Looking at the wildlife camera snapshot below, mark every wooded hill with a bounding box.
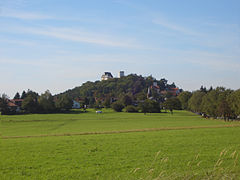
[57,74,180,106]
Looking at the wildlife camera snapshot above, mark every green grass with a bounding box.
[1,109,239,137]
[0,110,240,179]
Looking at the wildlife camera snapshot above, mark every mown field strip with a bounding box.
[2,124,240,139]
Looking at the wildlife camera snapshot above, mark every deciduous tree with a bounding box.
[188,91,206,113]
[55,94,73,111]
[22,95,39,113]
[227,89,240,118]
[121,94,132,106]
[0,94,11,115]
[177,91,192,110]
[163,97,181,113]
[125,105,138,113]
[201,87,232,118]
[111,101,124,112]
[139,99,160,113]
[38,90,55,113]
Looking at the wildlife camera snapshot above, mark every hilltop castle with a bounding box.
[101,71,124,80]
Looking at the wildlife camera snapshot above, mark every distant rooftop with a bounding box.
[104,72,113,77]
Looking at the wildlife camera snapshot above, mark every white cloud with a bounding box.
[152,18,201,36]
[15,26,140,48]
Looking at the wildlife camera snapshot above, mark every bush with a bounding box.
[111,102,124,112]
[125,105,138,113]
[139,99,160,113]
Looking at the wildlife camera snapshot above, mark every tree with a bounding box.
[139,99,160,113]
[163,97,181,113]
[111,101,124,112]
[135,92,147,101]
[0,94,11,115]
[208,86,213,92]
[200,87,232,118]
[14,92,20,99]
[168,82,176,88]
[21,95,39,113]
[103,96,111,108]
[218,100,232,120]
[177,91,192,110]
[227,89,240,118]
[83,97,90,106]
[121,94,132,107]
[21,91,27,99]
[89,97,96,107]
[38,90,55,113]
[26,90,39,99]
[200,86,207,93]
[159,78,168,91]
[188,91,206,113]
[55,94,73,111]
[125,105,138,113]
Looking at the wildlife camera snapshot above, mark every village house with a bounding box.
[7,99,23,113]
[160,87,180,96]
[11,99,24,107]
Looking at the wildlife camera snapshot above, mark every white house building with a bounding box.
[101,72,113,80]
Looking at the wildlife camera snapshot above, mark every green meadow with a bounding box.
[0,110,240,179]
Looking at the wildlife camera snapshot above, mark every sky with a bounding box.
[0,0,239,98]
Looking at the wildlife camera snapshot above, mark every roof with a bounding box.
[12,99,24,102]
[104,72,113,77]
[151,85,160,89]
[8,101,18,107]
[169,88,179,90]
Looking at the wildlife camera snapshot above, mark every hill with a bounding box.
[58,74,181,106]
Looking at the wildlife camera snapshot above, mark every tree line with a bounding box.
[1,74,179,115]
[177,86,240,120]
[110,86,240,120]
[1,74,239,119]
[0,90,73,115]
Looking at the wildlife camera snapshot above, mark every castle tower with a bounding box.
[118,71,124,78]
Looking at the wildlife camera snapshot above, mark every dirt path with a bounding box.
[2,124,240,139]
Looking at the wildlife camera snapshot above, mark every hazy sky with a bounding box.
[0,0,239,98]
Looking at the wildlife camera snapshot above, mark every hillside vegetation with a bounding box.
[59,74,178,104]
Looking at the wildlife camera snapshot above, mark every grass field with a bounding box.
[0,110,240,179]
